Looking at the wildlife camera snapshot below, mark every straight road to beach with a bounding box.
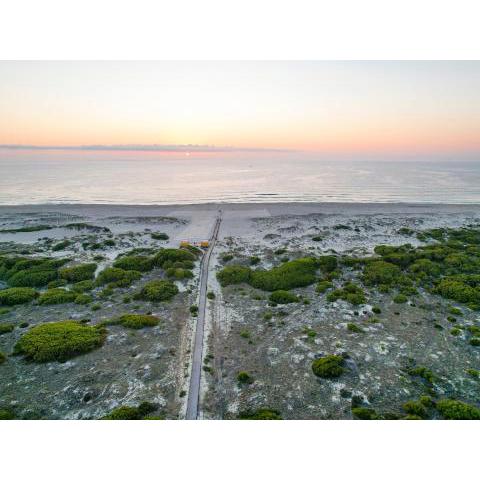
[185,212,222,419]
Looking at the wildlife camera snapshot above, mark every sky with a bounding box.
[0,61,479,157]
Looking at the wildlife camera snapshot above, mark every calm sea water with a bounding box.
[1,151,480,205]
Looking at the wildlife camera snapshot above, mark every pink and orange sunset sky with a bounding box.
[1,61,479,157]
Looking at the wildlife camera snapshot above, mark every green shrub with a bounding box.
[136,280,178,302]
[48,279,67,289]
[312,355,345,378]
[38,288,76,305]
[0,351,6,364]
[0,323,15,335]
[393,294,407,304]
[151,232,169,240]
[469,337,480,346]
[102,402,157,420]
[207,291,215,300]
[436,399,480,420]
[403,401,427,418]
[14,321,106,362]
[190,305,199,316]
[420,395,434,407]
[467,368,479,378]
[448,306,463,316]
[118,314,160,329]
[217,265,251,286]
[71,280,94,293]
[238,408,282,420]
[153,248,196,268]
[450,327,461,336]
[352,407,378,420]
[113,255,154,272]
[237,371,254,384]
[316,280,333,293]
[8,268,58,287]
[0,287,38,305]
[0,408,16,419]
[435,278,480,304]
[59,263,97,283]
[165,267,193,280]
[372,306,382,314]
[239,330,251,339]
[96,267,141,288]
[327,282,366,305]
[363,260,401,286]
[250,258,319,291]
[409,259,441,277]
[347,323,363,333]
[75,294,93,305]
[407,366,435,384]
[0,224,53,233]
[269,290,299,304]
[52,240,72,251]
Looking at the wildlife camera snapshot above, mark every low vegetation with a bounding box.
[135,280,179,302]
[0,323,15,335]
[217,256,336,292]
[327,282,366,305]
[113,255,154,272]
[237,408,282,420]
[38,288,77,305]
[0,287,38,305]
[14,321,107,362]
[59,263,97,282]
[96,267,141,288]
[117,314,160,329]
[101,401,157,420]
[311,354,345,378]
[269,290,299,304]
[435,399,480,419]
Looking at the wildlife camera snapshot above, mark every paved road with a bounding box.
[185,213,222,419]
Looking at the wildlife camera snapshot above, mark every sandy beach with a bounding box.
[1,201,480,419]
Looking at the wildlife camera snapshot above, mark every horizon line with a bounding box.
[0,144,297,153]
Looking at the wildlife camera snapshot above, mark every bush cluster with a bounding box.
[217,257,327,292]
[117,314,160,329]
[0,287,38,305]
[0,323,15,335]
[435,399,480,420]
[113,255,154,272]
[237,408,282,420]
[0,255,69,288]
[135,280,178,302]
[316,280,333,293]
[14,321,106,362]
[312,354,345,378]
[101,401,157,420]
[96,267,141,288]
[327,282,366,305]
[154,248,197,269]
[269,290,299,304]
[59,263,97,282]
[38,288,77,305]
[237,371,254,384]
[151,232,169,240]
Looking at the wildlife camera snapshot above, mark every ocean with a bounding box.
[1,150,480,205]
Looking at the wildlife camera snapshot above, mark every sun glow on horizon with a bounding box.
[1,61,479,158]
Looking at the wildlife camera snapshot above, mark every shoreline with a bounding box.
[1,201,480,211]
